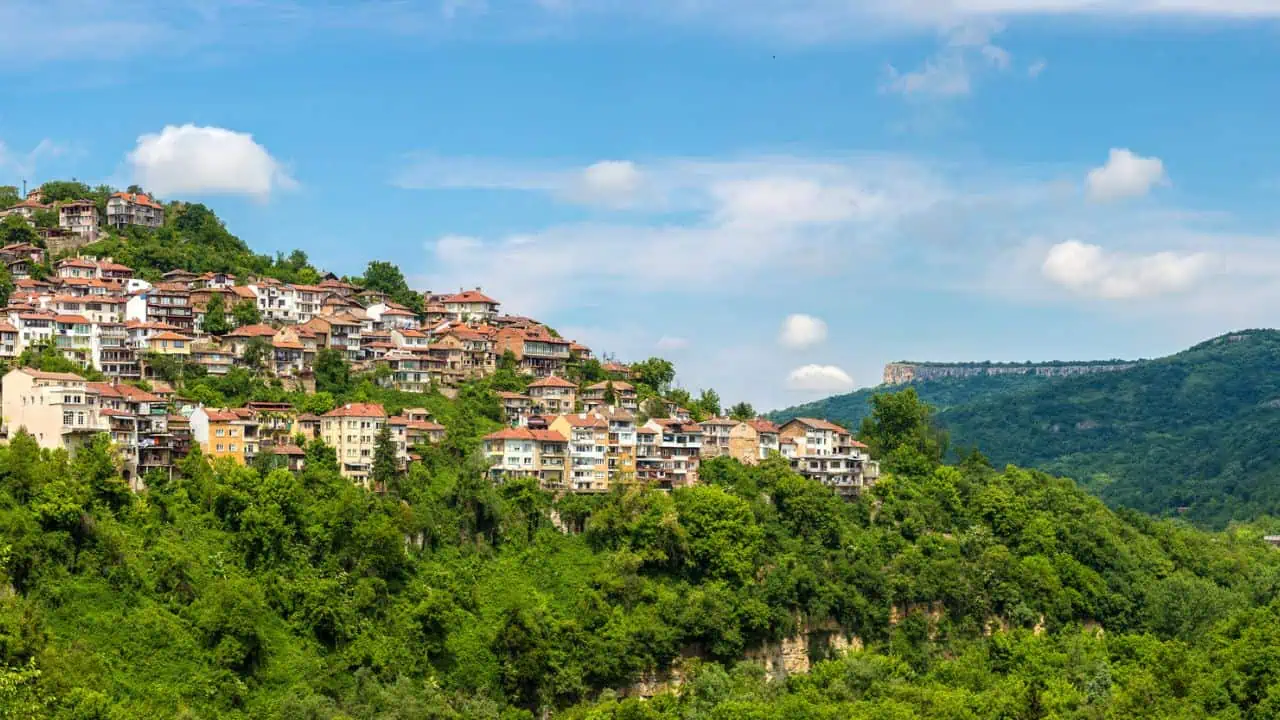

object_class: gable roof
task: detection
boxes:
[528,375,576,389]
[324,403,386,418]
[443,289,498,305]
[785,417,850,433]
[227,323,278,337]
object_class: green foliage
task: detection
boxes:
[859,388,949,473]
[30,209,57,230]
[37,181,95,204]
[16,341,105,380]
[360,260,423,314]
[372,424,399,494]
[0,265,12,309]
[0,186,19,209]
[200,293,231,335]
[0,216,39,248]
[727,402,755,421]
[631,357,675,394]
[314,349,351,396]
[232,299,261,328]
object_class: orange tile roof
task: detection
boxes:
[227,324,278,337]
[202,409,240,422]
[54,314,89,324]
[19,368,82,382]
[58,258,97,269]
[111,191,163,209]
[528,375,576,389]
[150,331,192,341]
[443,289,498,305]
[272,337,304,349]
[324,403,386,418]
[747,419,781,434]
[788,417,850,434]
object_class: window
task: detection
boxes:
[63,411,74,425]
[229,444,238,452]
[216,444,224,452]
[216,429,225,437]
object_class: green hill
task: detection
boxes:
[5,390,1280,718]
[770,372,1053,429]
[936,329,1280,527]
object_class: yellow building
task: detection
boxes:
[190,407,247,464]
[148,331,193,356]
[548,412,609,493]
[321,402,409,487]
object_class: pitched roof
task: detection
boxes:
[443,289,498,305]
[227,323,278,337]
[272,337,304,349]
[484,427,567,442]
[497,391,531,400]
[202,409,240,422]
[111,191,163,209]
[528,375,576,389]
[57,258,97,269]
[408,419,446,432]
[558,413,608,428]
[699,417,737,427]
[273,444,306,456]
[587,380,634,392]
[324,403,386,418]
[18,368,83,382]
[150,331,192,341]
[787,417,850,433]
[747,419,781,434]
[54,314,90,324]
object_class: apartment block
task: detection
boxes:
[527,375,577,415]
[482,427,569,490]
[106,192,164,229]
[321,403,409,487]
[1,368,105,453]
[778,418,880,497]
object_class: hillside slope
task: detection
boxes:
[938,329,1280,527]
[770,372,1053,429]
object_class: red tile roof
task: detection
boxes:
[528,375,576,389]
[19,368,83,382]
[150,331,192,341]
[202,409,240,422]
[787,417,850,433]
[58,258,97,269]
[443,289,498,305]
[747,419,781,434]
[227,324,278,337]
[274,444,306,456]
[324,403,386,418]
[54,314,89,324]
[111,191,163,209]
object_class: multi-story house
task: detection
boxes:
[0,321,17,360]
[58,200,99,243]
[441,288,500,323]
[600,406,637,486]
[402,416,447,447]
[728,419,781,464]
[13,310,55,351]
[53,314,93,366]
[250,280,299,324]
[498,391,534,427]
[495,328,571,377]
[190,340,235,376]
[527,375,577,415]
[223,323,278,359]
[57,257,99,280]
[190,407,248,464]
[778,417,880,497]
[244,401,298,450]
[382,350,434,393]
[549,413,610,493]
[197,272,238,290]
[291,284,327,323]
[642,419,703,489]
[106,192,165,229]
[582,380,639,412]
[126,285,194,333]
[147,331,192,357]
[391,327,430,349]
[1,368,105,452]
[90,381,174,487]
[437,326,496,377]
[321,403,409,486]
[0,197,49,222]
[321,312,363,361]
[697,417,736,459]
[366,302,418,330]
[482,427,569,490]
[272,334,305,376]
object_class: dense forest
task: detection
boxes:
[774,330,1280,528]
[4,388,1280,718]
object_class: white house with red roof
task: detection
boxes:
[106,192,164,229]
[442,288,500,323]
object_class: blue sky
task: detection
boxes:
[5,1,1280,410]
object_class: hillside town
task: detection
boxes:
[0,186,879,499]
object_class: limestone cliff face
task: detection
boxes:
[882,361,1138,386]
[621,618,863,698]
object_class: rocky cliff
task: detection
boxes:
[882,360,1139,386]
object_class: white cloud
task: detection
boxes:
[1028,59,1047,77]
[712,177,884,228]
[127,124,295,200]
[786,364,855,393]
[656,335,690,350]
[1085,148,1168,202]
[779,314,829,349]
[1041,239,1211,299]
[883,22,1011,98]
[573,160,644,207]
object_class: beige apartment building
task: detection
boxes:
[527,375,577,415]
[1,368,104,451]
[482,427,569,490]
[779,417,880,497]
[549,413,610,492]
[321,403,408,487]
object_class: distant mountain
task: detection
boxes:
[772,329,1280,527]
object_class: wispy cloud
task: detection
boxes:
[883,21,1012,99]
[0,139,70,179]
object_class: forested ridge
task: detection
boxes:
[3,389,1280,718]
[774,329,1280,528]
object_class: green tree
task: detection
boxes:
[0,216,38,247]
[200,293,231,335]
[372,424,400,495]
[602,381,618,406]
[242,337,271,374]
[30,209,56,230]
[361,260,423,314]
[37,181,92,203]
[0,266,13,309]
[728,402,755,421]
[315,348,351,396]
[859,388,949,471]
[0,186,19,209]
[696,389,721,418]
[232,298,262,327]
[632,357,675,392]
